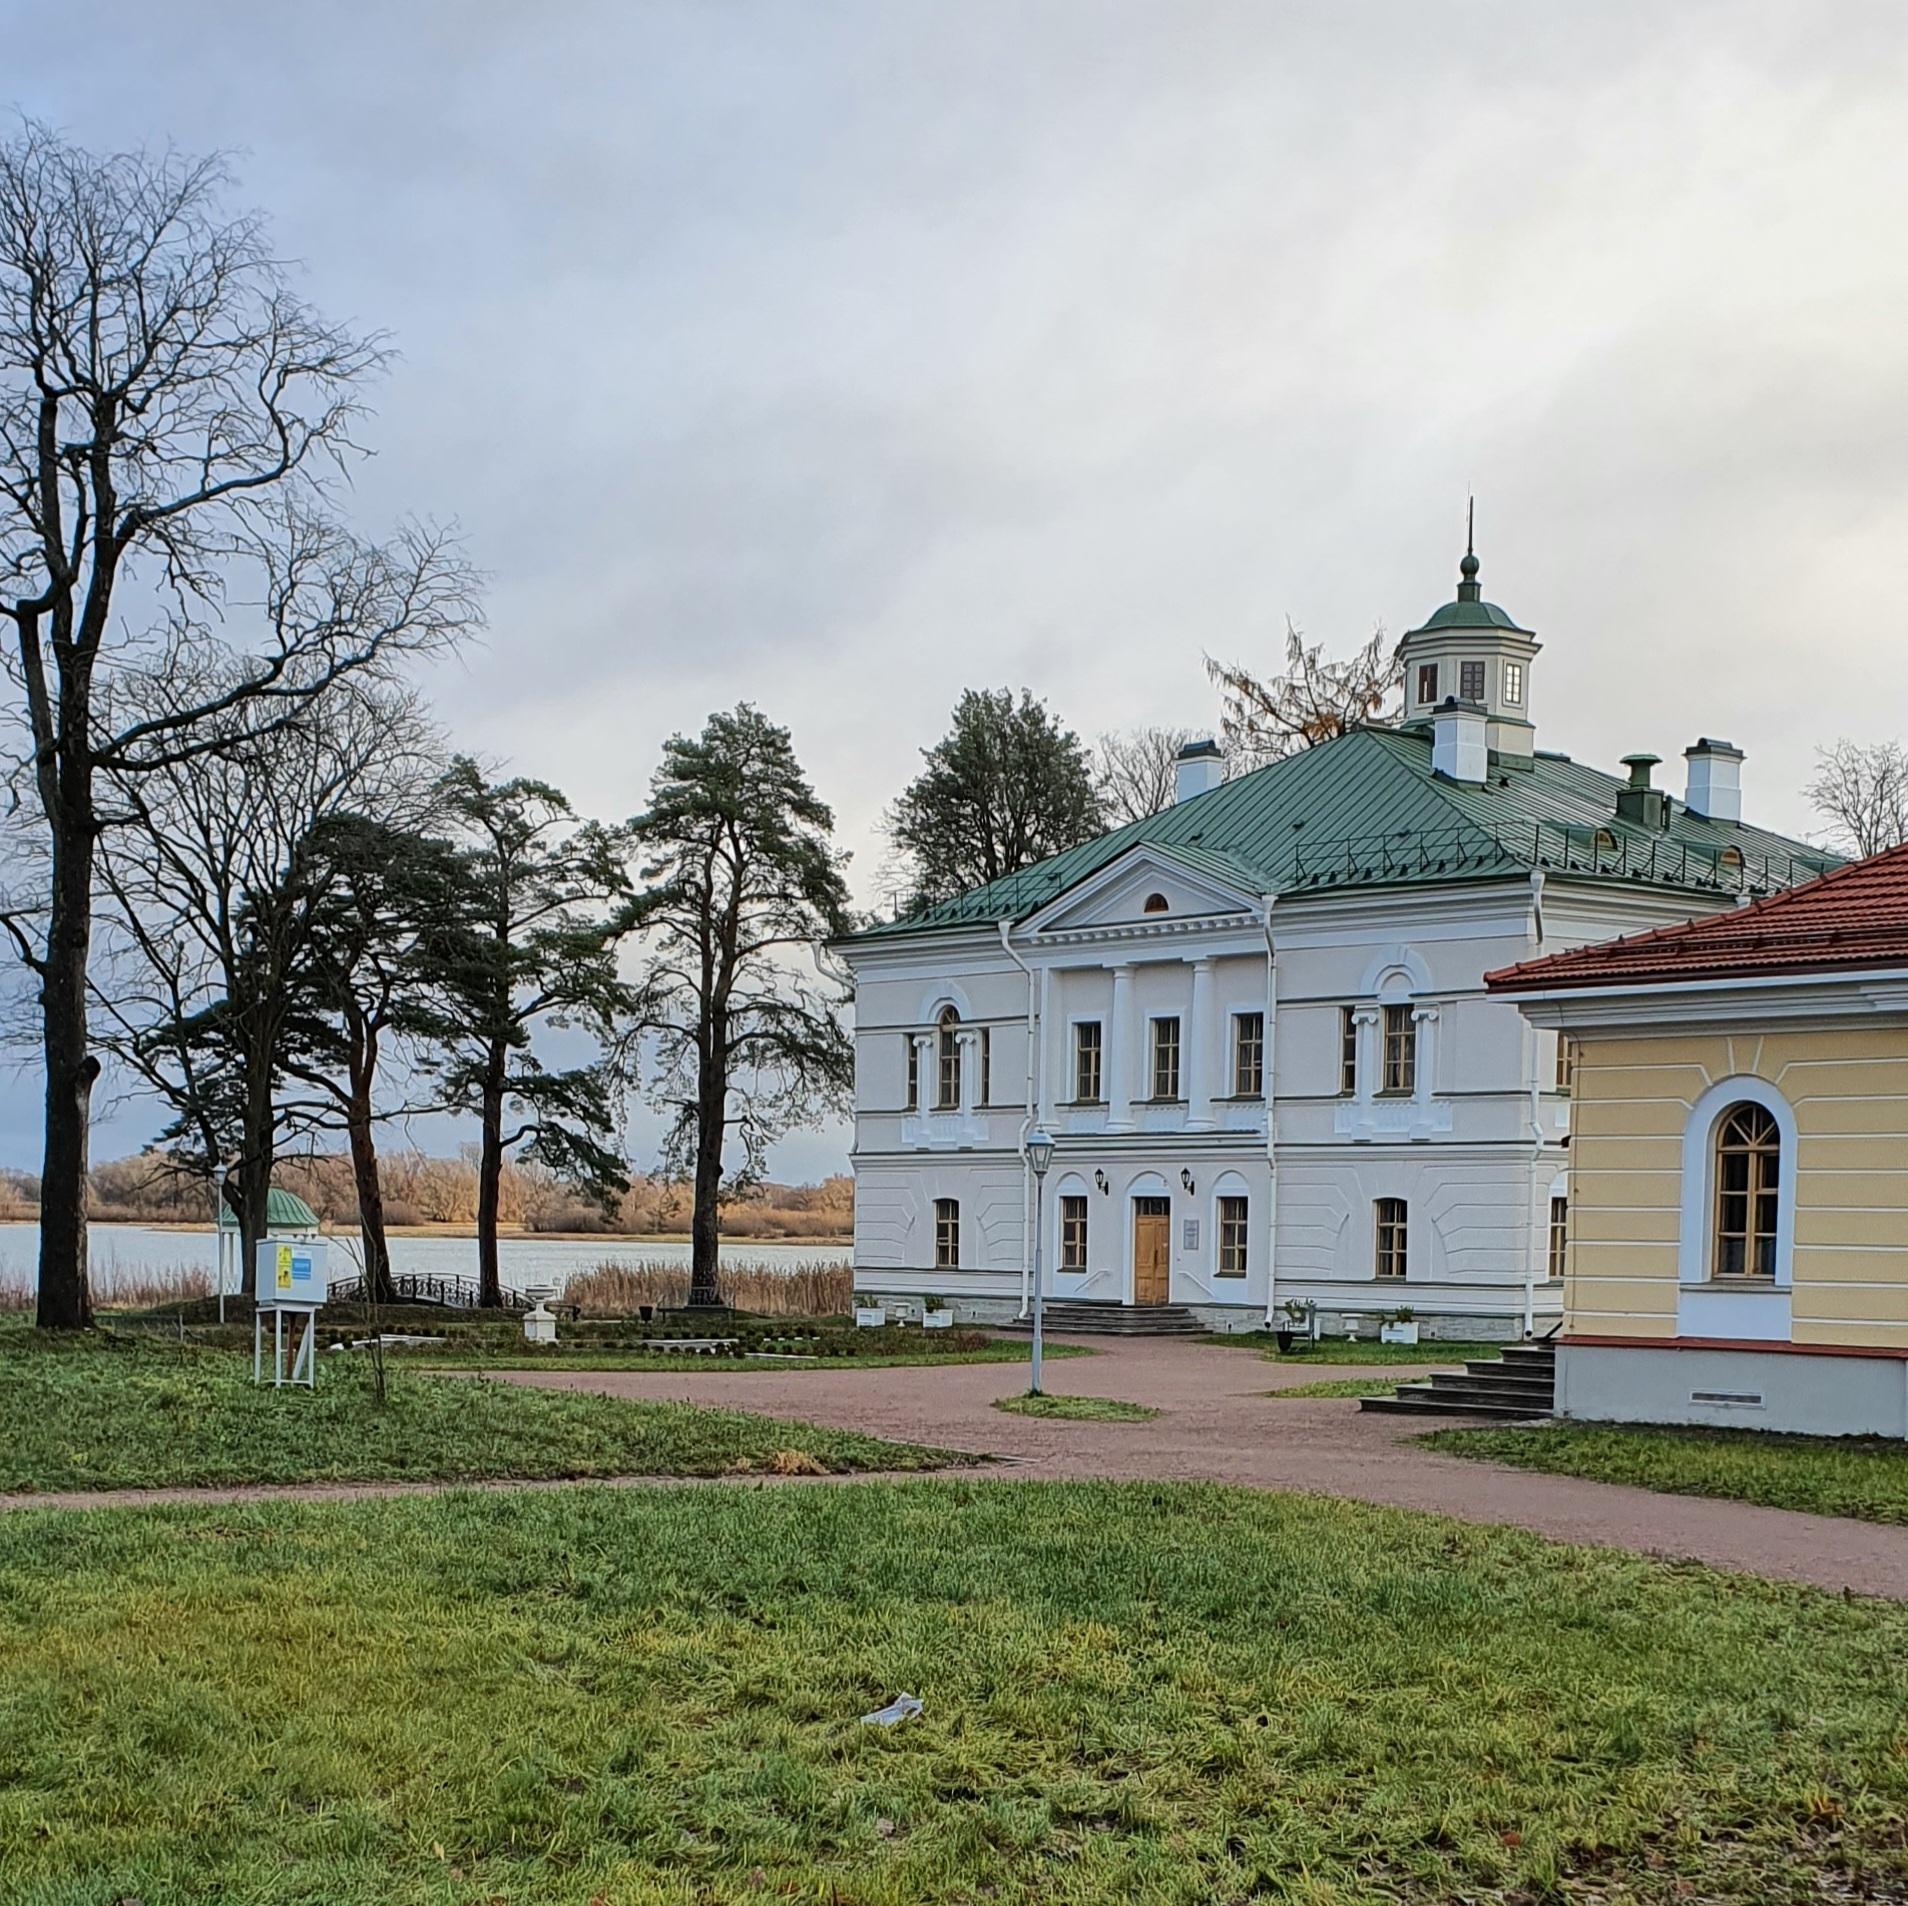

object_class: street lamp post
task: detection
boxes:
[1025,1127,1055,1395]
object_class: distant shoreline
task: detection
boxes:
[0,1220,852,1248]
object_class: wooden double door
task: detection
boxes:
[1132,1197,1172,1304]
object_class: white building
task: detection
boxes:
[835,542,1832,1336]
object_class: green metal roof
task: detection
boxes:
[847,725,1838,943]
[1406,597,1532,635]
[216,1187,320,1232]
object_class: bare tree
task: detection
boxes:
[1204,620,1400,773]
[1806,739,1908,859]
[1094,725,1199,826]
[92,675,442,1285]
[0,123,478,1326]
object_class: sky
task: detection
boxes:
[11,0,1908,1181]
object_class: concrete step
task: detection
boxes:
[998,1302,1206,1337]
[1359,1392,1551,1420]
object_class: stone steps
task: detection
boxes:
[997,1300,1207,1337]
[1358,1341,1556,1420]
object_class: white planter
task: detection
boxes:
[922,1310,953,1330]
[1379,1321,1419,1346]
[854,1306,886,1329]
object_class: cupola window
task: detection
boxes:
[1503,661,1524,706]
[1459,660,1485,701]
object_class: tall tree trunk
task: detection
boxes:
[476,1052,505,1308]
[346,1071,395,1305]
[688,1014,725,1308]
[36,810,98,1330]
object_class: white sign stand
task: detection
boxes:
[252,1238,330,1389]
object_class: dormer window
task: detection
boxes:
[1459,660,1485,701]
[1416,663,1439,705]
[1503,661,1524,706]
[1142,893,1169,914]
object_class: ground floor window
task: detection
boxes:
[1216,1195,1249,1276]
[1374,1197,1408,1278]
[1059,1194,1087,1271]
[1548,1194,1567,1279]
[934,1198,960,1269]
[1714,1101,1780,1277]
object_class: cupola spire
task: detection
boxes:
[1457,497,1481,601]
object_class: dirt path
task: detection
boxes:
[5,1337,1906,1600]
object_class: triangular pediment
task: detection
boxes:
[1023,843,1258,936]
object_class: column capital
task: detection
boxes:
[1351,1005,1383,1027]
[1410,1004,1440,1025]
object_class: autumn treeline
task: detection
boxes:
[0,1154,852,1241]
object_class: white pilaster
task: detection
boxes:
[1037,966,1057,1122]
[1352,1006,1381,1108]
[1106,962,1136,1130]
[1186,957,1215,1128]
[1411,1005,1439,1113]
[912,1033,937,1110]
[955,1028,982,1115]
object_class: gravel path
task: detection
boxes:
[5,1336,1906,1600]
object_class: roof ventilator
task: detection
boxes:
[1615,754,1671,831]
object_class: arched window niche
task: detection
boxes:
[1677,1076,1796,1290]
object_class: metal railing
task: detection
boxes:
[1289,820,1833,898]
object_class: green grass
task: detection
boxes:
[1265,1376,1404,1399]
[3,1482,1908,1903]
[0,1333,955,1492]
[992,1391,1159,1422]
[1428,1419,1908,1527]
[1205,1331,1507,1365]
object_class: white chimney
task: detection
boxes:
[1174,738,1224,804]
[1684,738,1744,823]
[1431,698,1489,784]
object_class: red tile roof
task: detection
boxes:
[1487,840,1908,993]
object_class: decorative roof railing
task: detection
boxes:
[1289,820,1836,898]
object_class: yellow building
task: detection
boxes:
[1490,842,1908,1436]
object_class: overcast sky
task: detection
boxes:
[13,0,1908,1180]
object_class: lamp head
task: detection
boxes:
[1025,1128,1056,1178]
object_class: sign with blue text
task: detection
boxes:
[253,1237,330,1310]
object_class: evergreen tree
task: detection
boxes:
[628,706,852,1308]
[885,688,1103,908]
[421,761,634,1309]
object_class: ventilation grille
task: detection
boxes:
[1690,1390,1764,1407]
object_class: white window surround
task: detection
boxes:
[1675,1074,1796,1343]
[1210,1172,1252,1280]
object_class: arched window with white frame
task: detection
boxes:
[1713,1101,1781,1278]
[936,1006,961,1109]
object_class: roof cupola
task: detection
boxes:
[1397,502,1542,765]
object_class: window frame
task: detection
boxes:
[1548,1194,1568,1280]
[1149,1015,1182,1101]
[1713,1102,1781,1279]
[936,1007,962,1110]
[1459,658,1486,702]
[1554,1034,1574,1094]
[1059,1194,1088,1272]
[1380,1003,1416,1095]
[1232,1011,1265,1098]
[1416,661,1439,706]
[978,1026,991,1107]
[1503,659,1524,706]
[934,1197,961,1270]
[905,1035,918,1110]
[1216,1194,1249,1277]
[1374,1197,1409,1279]
[1340,1005,1358,1096]
[1073,1020,1103,1104]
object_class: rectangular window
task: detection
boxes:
[1340,1006,1358,1095]
[1548,1195,1568,1280]
[1150,1016,1182,1100]
[1459,659,1485,701]
[1503,660,1524,706]
[1073,1021,1102,1103]
[1375,1197,1408,1279]
[1555,1035,1574,1093]
[1416,661,1439,705]
[1060,1195,1087,1271]
[1233,1012,1265,1097]
[1217,1195,1249,1276]
[937,1017,961,1109]
[978,1027,991,1106]
[934,1198,960,1269]
[1381,1003,1416,1094]
[905,1036,918,1110]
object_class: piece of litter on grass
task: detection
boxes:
[861,1693,923,1726]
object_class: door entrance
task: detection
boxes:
[1133,1197,1171,1304]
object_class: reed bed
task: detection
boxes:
[564,1257,853,1318]
[0,1262,214,1316]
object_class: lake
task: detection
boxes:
[0,1224,849,1298]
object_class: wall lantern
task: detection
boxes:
[1180,1168,1196,1194]
[1093,1169,1109,1195]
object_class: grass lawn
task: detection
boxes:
[4,1483,1908,1903]
[1205,1331,1507,1366]
[1266,1376,1404,1400]
[1428,1419,1908,1528]
[991,1392,1158,1422]
[0,1333,955,1492]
